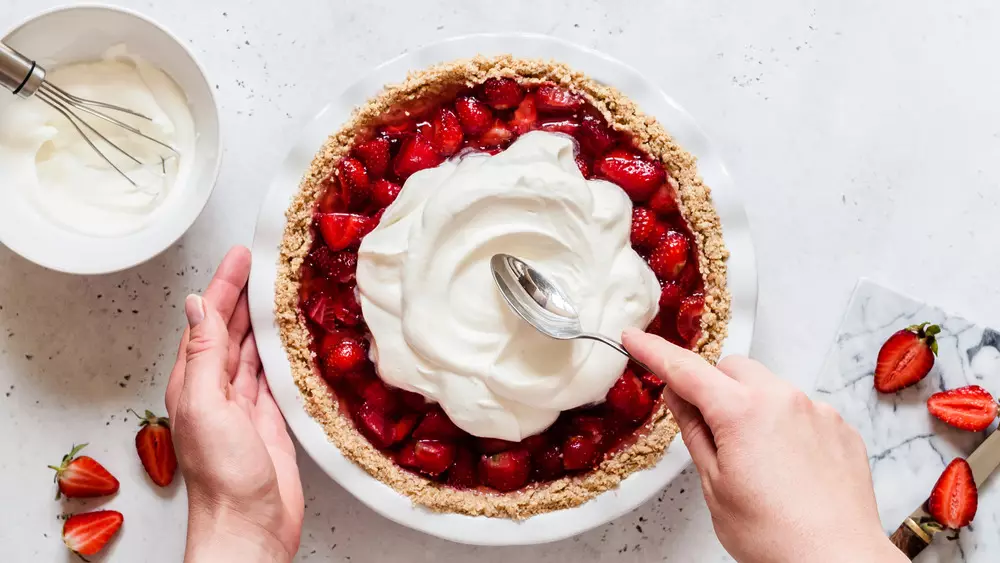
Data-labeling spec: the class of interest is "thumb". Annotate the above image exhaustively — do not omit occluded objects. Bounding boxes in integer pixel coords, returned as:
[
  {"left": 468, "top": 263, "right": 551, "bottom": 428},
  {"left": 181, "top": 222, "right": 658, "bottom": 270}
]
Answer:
[{"left": 183, "top": 294, "right": 230, "bottom": 398}]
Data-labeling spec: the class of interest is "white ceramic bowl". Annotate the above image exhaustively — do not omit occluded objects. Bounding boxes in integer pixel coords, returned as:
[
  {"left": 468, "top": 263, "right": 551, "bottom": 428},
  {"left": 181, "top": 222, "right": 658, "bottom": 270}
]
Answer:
[
  {"left": 0, "top": 5, "right": 221, "bottom": 274},
  {"left": 249, "top": 33, "right": 758, "bottom": 546}
]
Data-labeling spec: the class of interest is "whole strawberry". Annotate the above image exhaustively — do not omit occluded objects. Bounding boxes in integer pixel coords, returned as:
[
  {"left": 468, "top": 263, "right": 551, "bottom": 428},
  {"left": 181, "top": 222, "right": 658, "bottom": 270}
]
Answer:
[
  {"left": 873, "top": 322, "right": 940, "bottom": 393},
  {"left": 48, "top": 444, "right": 120, "bottom": 500},
  {"left": 129, "top": 409, "right": 178, "bottom": 487}
]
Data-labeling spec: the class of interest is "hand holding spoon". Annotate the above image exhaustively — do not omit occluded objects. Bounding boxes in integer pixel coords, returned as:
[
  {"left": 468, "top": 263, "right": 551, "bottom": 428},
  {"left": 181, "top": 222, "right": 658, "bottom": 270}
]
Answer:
[{"left": 489, "top": 253, "right": 654, "bottom": 373}]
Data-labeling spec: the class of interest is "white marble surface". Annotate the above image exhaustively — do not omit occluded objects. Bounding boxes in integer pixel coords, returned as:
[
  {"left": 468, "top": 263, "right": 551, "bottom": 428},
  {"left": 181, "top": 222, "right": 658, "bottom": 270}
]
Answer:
[
  {"left": 816, "top": 280, "right": 1000, "bottom": 562},
  {"left": 2, "top": 0, "right": 1000, "bottom": 561}
]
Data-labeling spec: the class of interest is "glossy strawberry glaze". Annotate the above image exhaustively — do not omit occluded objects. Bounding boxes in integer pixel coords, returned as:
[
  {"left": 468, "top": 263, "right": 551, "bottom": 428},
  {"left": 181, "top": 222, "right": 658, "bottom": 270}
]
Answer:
[{"left": 298, "top": 78, "right": 705, "bottom": 493}]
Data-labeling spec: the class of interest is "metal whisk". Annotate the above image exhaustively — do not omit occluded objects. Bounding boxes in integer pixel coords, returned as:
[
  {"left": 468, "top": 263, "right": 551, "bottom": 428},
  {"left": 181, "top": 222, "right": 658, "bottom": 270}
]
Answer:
[{"left": 0, "top": 42, "right": 177, "bottom": 187}]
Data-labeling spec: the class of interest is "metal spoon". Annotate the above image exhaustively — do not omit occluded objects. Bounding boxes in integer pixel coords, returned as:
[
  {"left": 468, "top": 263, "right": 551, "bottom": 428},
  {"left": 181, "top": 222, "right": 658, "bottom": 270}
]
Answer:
[{"left": 490, "top": 253, "right": 654, "bottom": 374}]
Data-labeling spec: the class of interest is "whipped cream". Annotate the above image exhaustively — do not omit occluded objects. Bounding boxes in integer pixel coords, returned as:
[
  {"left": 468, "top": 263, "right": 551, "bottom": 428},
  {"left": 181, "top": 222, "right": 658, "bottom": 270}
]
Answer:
[
  {"left": 0, "top": 45, "right": 194, "bottom": 237},
  {"left": 357, "top": 131, "right": 660, "bottom": 441}
]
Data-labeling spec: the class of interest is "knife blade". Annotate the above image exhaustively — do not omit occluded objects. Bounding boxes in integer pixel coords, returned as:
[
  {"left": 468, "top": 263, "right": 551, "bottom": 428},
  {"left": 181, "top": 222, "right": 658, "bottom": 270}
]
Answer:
[{"left": 888, "top": 428, "right": 1000, "bottom": 560}]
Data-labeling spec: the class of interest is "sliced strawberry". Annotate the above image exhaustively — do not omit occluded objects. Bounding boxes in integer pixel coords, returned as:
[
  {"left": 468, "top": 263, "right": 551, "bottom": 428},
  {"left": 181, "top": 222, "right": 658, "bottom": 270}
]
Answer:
[
  {"left": 630, "top": 207, "right": 656, "bottom": 246},
  {"left": 391, "top": 412, "right": 420, "bottom": 444},
  {"left": 479, "top": 449, "right": 531, "bottom": 492},
  {"left": 49, "top": 444, "right": 120, "bottom": 500},
  {"left": 396, "top": 440, "right": 418, "bottom": 467},
  {"left": 322, "top": 336, "right": 367, "bottom": 374},
  {"left": 874, "top": 323, "right": 940, "bottom": 393},
  {"left": 645, "top": 314, "right": 663, "bottom": 336},
  {"left": 354, "top": 137, "right": 391, "bottom": 179},
  {"left": 659, "top": 281, "right": 685, "bottom": 309},
  {"left": 569, "top": 415, "right": 608, "bottom": 448},
  {"left": 535, "top": 84, "right": 584, "bottom": 114},
  {"left": 356, "top": 403, "right": 407, "bottom": 449},
  {"left": 361, "top": 378, "right": 400, "bottom": 414},
  {"left": 575, "top": 154, "right": 591, "bottom": 178},
  {"left": 378, "top": 120, "right": 416, "bottom": 140},
  {"left": 510, "top": 93, "right": 538, "bottom": 134},
  {"left": 393, "top": 135, "right": 443, "bottom": 179},
  {"left": 648, "top": 184, "right": 679, "bottom": 215},
  {"left": 478, "top": 118, "right": 515, "bottom": 147},
  {"left": 62, "top": 510, "right": 123, "bottom": 557},
  {"left": 430, "top": 107, "right": 464, "bottom": 156},
  {"left": 476, "top": 437, "right": 516, "bottom": 454},
  {"left": 331, "top": 284, "right": 362, "bottom": 326},
  {"left": 606, "top": 371, "right": 653, "bottom": 422},
  {"left": 595, "top": 149, "right": 666, "bottom": 202},
  {"left": 648, "top": 231, "right": 690, "bottom": 280},
  {"left": 129, "top": 409, "right": 177, "bottom": 487},
  {"left": 372, "top": 179, "right": 402, "bottom": 209},
  {"left": 412, "top": 440, "right": 457, "bottom": 477},
  {"left": 562, "top": 435, "right": 601, "bottom": 471},
  {"left": 317, "top": 213, "right": 374, "bottom": 251},
  {"left": 927, "top": 458, "right": 978, "bottom": 529},
  {"left": 482, "top": 77, "right": 525, "bottom": 110},
  {"left": 676, "top": 294, "right": 705, "bottom": 344},
  {"left": 454, "top": 96, "right": 493, "bottom": 136},
  {"left": 927, "top": 385, "right": 998, "bottom": 432},
  {"left": 305, "top": 294, "right": 339, "bottom": 332},
  {"left": 446, "top": 447, "right": 479, "bottom": 488},
  {"left": 337, "top": 157, "right": 371, "bottom": 203},
  {"left": 308, "top": 247, "right": 358, "bottom": 283},
  {"left": 533, "top": 444, "right": 565, "bottom": 480},
  {"left": 413, "top": 409, "right": 465, "bottom": 440},
  {"left": 317, "top": 175, "right": 350, "bottom": 213},
  {"left": 538, "top": 118, "right": 580, "bottom": 135},
  {"left": 578, "top": 114, "right": 616, "bottom": 156}
]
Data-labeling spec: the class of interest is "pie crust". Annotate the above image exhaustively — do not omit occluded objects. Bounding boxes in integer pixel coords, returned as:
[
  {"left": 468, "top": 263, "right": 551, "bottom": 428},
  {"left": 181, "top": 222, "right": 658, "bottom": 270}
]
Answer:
[{"left": 275, "top": 55, "right": 730, "bottom": 518}]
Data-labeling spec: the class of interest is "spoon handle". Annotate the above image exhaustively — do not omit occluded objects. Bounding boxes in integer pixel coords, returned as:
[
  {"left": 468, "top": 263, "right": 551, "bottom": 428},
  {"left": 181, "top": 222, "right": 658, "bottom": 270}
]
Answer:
[{"left": 577, "top": 333, "right": 657, "bottom": 376}]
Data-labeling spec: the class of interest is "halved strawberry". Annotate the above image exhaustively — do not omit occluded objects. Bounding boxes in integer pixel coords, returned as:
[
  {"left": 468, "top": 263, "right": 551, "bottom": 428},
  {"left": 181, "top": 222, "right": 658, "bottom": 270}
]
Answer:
[
  {"left": 49, "top": 444, "right": 120, "bottom": 500},
  {"left": 354, "top": 137, "right": 391, "bottom": 179},
  {"left": 412, "top": 440, "right": 457, "bottom": 477},
  {"left": 927, "top": 458, "right": 978, "bottom": 529},
  {"left": 372, "top": 179, "right": 402, "bottom": 209},
  {"left": 337, "top": 157, "right": 370, "bottom": 203},
  {"left": 569, "top": 414, "right": 608, "bottom": 448},
  {"left": 595, "top": 149, "right": 666, "bottom": 202},
  {"left": 538, "top": 118, "right": 580, "bottom": 135},
  {"left": 575, "top": 154, "right": 591, "bottom": 178},
  {"left": 446, "top": 448, "right": 479, "bottom": 488},
  {"left": 62, "top": 510, "right": 123, "bottom": 557},
  {"left": 874, "top": 323, "right": 940, "bottom": 393},
  {"left": 510, "top": 93, "right": 539, "bottom": 134},
  {"left": 562, "top": 435, "right": 601, "bottom": 470},
  {"left": 317, "top": 213, "right": 374, "bottom": 251},
  {"left": 533, "top": 444, "right": 565, "bottom": 480},
  {"left": 361, "top": 378, "right": 400, "bottom": 414},
  {"left": 378, "top": 120, "right": 415, "bottom": 140},
  {"left": 659, "top": 281, "right": 685, "bottom": 310},
  {"left": 431, "top": 107, "right": 464, "bottom": 156},
  {"left": 676, "top": 294, "right": 705, "bottom": 344},
  {"left": 357, "top": 403, "right": 410, "bottom": 449},
  {"left": 606, "top": 371, "right": 653, "bottom": 422},
  {"left": 648, "top": 184, "right": 679, "bottom": 215},
  {"left": 454, "top": 96, "right": 493, "bottom": 136},
  {"left": 479, "top": 449, "right": 531, "bottom": 492},
  {"left": 476, "top": 437, "right": 516, "bottom": 454},
  {"left": 535, "top": 84, "right": 584, "bottom": 114},
  {"left": 630, "top": 207, "right": 656, "bottom": 246},
  {"left": 520, "top": 433, "right": 550, "bottom": 454},
  {"left": 648, "top": 232, "right": 690, "bottom": 280},
  {"left": 413, "top": 409, "right": 465, "bottom": 440},
  {"left": 308, "top": 247, "right": 358, "bottom": 283},
  {"left": 322, "top": 336, "right": 367, "bottom": 374},
  {"left": 482, "top": 77, "right": 525, "bottom": 110},
  {"left": 578, "top": 114, "right": 616, "bottom": 156},
  {"left": 927, "top": 385, "right": 998, "bottom": 432},
  {"left": 393, "top": 135, "right": 443, "bottom": 179},
  {"left": 478, "top": 118, "right": 515, "bottom": 147},
  {"left": 330, "top": 284, "right": 362, "bottom": 326},
  {"left": 129, "top": 409, "right": 177, "bottom": 487}
]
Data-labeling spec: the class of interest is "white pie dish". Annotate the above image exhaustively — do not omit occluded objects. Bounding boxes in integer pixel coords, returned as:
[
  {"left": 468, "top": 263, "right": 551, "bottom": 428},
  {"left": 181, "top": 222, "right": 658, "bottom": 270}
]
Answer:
[
  {"left": 248, "top": 33, "right": 758, "bottom": 546},
  {"left": 0, "top": 5, "right": 221, "bottom": 274}
]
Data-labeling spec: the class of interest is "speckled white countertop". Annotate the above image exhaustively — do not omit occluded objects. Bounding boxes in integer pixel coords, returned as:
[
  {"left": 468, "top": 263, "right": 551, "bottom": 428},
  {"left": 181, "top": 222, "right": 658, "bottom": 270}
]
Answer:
[{"left": 2, "top": 1, "right": 1000, "bottom": 561}]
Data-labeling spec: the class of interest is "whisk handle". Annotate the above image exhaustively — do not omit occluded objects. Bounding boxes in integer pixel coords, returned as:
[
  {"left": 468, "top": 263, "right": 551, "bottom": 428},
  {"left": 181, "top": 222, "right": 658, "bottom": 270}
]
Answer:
[{"left": 0, "top": 42, "right": 45, "bottom": 98}]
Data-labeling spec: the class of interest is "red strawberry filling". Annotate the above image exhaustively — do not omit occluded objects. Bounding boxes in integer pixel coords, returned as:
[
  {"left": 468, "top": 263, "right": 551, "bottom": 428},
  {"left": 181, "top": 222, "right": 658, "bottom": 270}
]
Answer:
[{"left": 298, "top": 79, "right": 706, "bottom": 492}]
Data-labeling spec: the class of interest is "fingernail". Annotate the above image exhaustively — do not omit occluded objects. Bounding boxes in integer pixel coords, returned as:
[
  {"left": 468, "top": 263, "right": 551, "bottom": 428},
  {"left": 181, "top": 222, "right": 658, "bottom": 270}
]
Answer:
[{"left": 185, "top": 294, "right": 205, "bottom": 327}]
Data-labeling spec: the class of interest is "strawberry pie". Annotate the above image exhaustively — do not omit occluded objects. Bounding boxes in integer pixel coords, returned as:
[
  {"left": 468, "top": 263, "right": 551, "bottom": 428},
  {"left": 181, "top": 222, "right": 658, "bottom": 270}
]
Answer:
[{"left": 276, "top": 56, "right": 730, "bottom": 518}]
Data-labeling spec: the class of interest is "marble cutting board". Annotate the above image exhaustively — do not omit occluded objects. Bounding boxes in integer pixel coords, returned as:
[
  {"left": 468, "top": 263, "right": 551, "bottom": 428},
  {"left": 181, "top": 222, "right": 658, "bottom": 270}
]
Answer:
[{"left": 815, "top": 279, "right": 1000, "bottom": 562}]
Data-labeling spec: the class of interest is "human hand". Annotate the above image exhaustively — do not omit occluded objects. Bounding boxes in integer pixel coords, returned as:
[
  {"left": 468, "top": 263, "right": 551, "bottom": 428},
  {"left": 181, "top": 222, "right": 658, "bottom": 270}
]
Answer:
[
  {"left": 165, "top": 247, "right": 304, "bottom": 563},
  {"left": 622, "top": 328, "right": 906, "bottom": 563}
]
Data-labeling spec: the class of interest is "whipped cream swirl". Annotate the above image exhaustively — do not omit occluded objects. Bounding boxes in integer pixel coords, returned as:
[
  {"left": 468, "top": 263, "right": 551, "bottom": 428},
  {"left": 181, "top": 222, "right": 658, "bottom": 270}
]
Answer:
[{"left": 357, "top": 131, "right": 659, "bottom": 441}]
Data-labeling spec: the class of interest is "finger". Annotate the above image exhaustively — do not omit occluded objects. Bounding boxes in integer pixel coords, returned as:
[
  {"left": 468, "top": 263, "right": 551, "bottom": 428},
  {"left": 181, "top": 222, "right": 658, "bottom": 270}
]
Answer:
[
  {"left": 165, "top": 327, "right": 190, "bottom": 419},
  {"left": 622, "top": 327, "right": 743, "bottom": 427},
  {"left": 182, "top": 294, "right": 232, "bottom": 398},
  {"left": 716, "top": 355, "right": 777, "bottom": 387},
  {"left": 663, "top": 386, "right": 719, "bottom": 478},
  {"left": 202, "top": 246, "right": 252, "bottom": 325},
  {"left": 231, "top": 334, "right": 262, "bottom": 403},
  {"left": 253, "top": 378, "right": 305, "bottom": 527},
  {"left": 226, "top": 292, "right": 252, "bottom": 375}
]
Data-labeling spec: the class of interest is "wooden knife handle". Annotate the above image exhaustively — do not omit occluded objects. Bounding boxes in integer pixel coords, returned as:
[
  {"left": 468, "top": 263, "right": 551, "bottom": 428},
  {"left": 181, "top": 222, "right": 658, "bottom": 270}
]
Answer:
[{"left": 889, "top": 518, "right": 933, "bottom": 560}]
